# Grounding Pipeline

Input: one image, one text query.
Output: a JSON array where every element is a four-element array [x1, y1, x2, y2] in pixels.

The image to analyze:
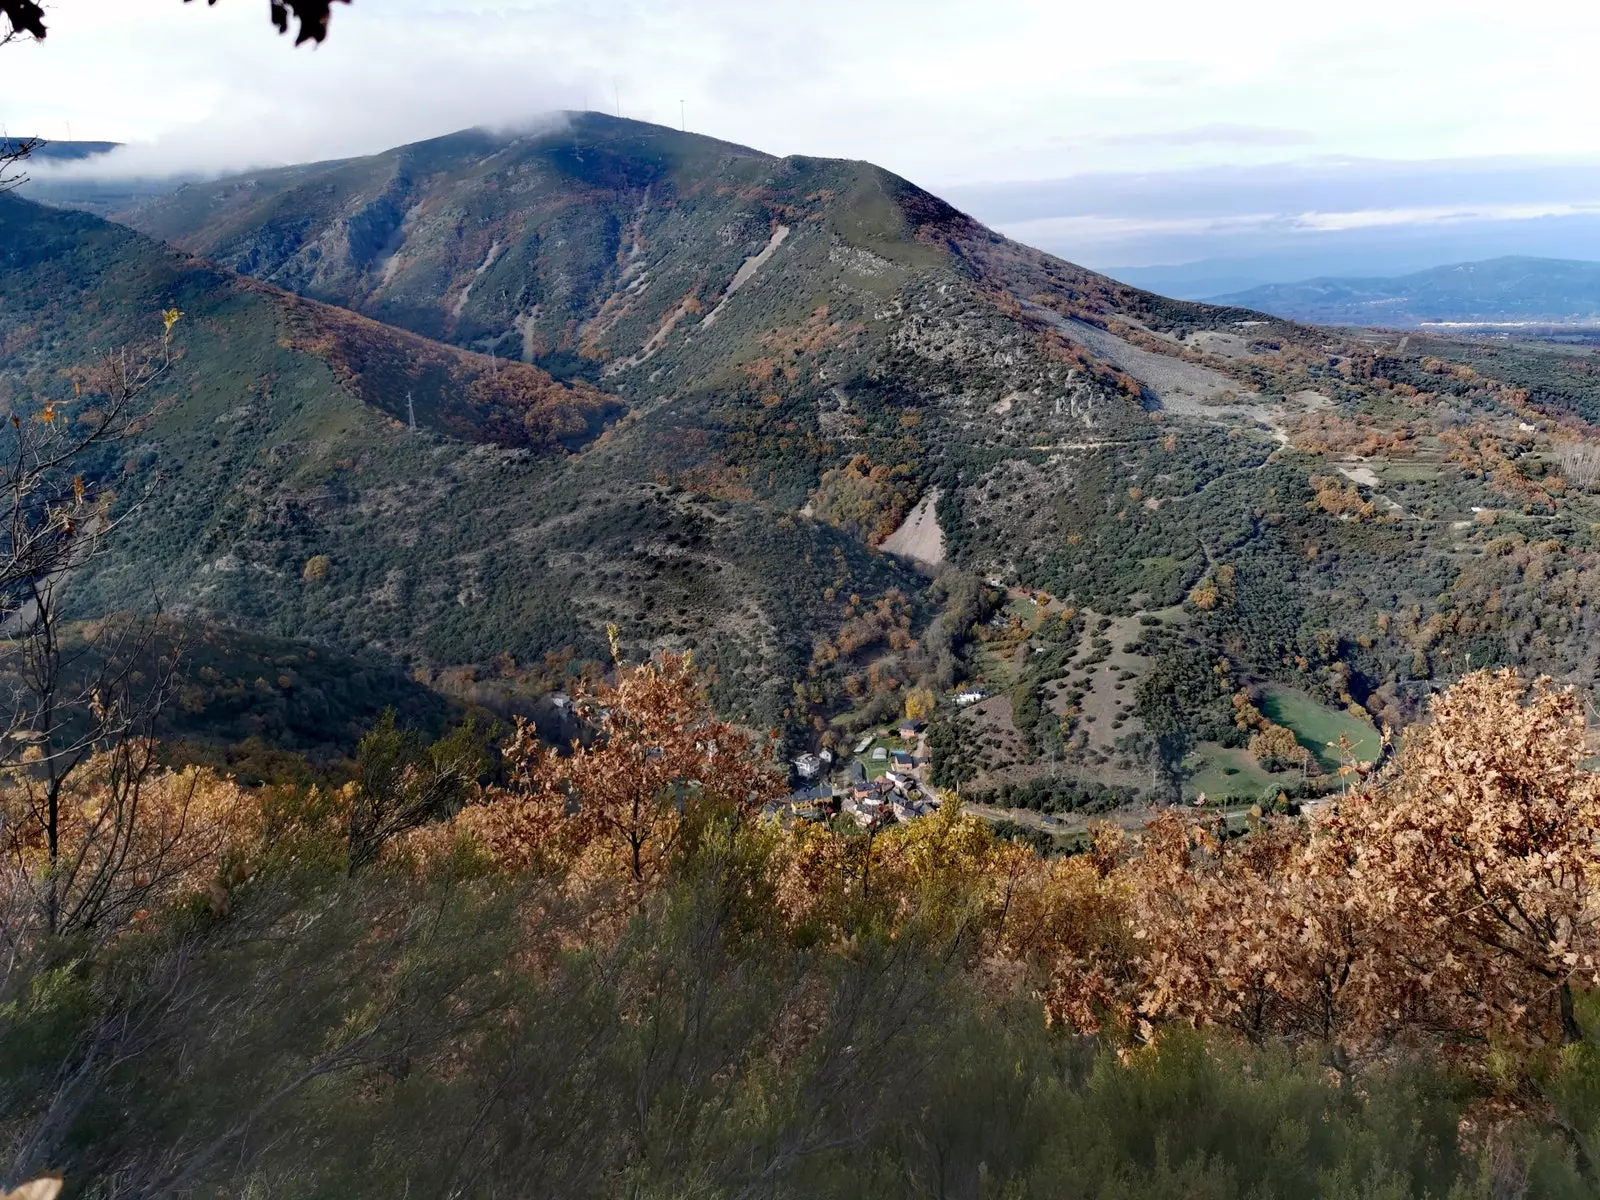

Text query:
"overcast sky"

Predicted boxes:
[[6, 0, 1600, 282], [6, 0, 1600, 182]]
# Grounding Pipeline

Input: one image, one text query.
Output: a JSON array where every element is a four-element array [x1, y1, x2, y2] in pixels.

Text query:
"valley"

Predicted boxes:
[[9, 112, 1600, 817], [12, 4, 1600, 1194]]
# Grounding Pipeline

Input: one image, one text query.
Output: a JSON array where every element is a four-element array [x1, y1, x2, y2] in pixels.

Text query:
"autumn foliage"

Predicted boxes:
[[1, 744, 255, 943], [808, 454, 920, 545], [459, 641, 785, 887], [280, 292, 622, 451], [418, 656, 1600, 1081], [1055, 669, 1600, 1066], [9, 647, 1600, 1193]]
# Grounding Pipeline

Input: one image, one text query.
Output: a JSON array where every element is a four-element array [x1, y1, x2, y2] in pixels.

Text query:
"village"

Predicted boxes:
[[772, 717, 946, 828]]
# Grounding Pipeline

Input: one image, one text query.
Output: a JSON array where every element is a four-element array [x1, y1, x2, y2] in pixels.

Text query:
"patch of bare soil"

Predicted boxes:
[[1188, 329, 1270, 360], [702, 224, 790, 327], [878, 488, 945, 567], [451, 239, 504, 318], [1051, 314, 1244, 409], [1027, 305, 1323, 444], [957, 693, 1036, 792]]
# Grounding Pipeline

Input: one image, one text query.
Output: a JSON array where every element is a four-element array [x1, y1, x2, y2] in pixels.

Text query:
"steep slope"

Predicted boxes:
[[0, 192, 914, 733], [121, 116, 782, 369], [0, 193, 620, 451], [1213, 256, 1600, 327], [32, 119, 1600, 795]]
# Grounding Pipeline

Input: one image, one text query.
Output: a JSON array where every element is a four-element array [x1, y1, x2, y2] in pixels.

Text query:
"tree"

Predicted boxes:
[[903, 686, 935, 722], [1335, 669, 1600, 1049], [1, 749, 255, 952], [0, 316, 186, 938], [344, 710, 488, 875], [1247, 723, 1309, 775], [1044, 669, 1600, 1070], [0, 136, 41, 194], [463, 634, 785, 886]]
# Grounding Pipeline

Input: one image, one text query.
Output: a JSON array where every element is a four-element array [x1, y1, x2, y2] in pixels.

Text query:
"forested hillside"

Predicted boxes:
[[22, 116, 1600, 802], [8, 101, 1600, 1200], [0, 188, 921, 739]]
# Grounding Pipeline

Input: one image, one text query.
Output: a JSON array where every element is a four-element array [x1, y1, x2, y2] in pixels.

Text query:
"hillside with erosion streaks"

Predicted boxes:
[[20, 114, 1600, 797]]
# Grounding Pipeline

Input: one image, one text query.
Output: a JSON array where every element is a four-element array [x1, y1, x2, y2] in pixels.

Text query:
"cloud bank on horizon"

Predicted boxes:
[[5, 0, 1600, 182], [5, 0, 1600, 291]]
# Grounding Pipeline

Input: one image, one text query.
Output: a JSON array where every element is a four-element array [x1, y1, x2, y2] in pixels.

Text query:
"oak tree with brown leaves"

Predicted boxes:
[[464, 636, 785, 887]]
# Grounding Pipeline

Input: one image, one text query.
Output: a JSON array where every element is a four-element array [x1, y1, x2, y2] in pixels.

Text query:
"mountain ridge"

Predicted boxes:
[[1211, 254, 1600, 327], [18, 115, 1600, 795]]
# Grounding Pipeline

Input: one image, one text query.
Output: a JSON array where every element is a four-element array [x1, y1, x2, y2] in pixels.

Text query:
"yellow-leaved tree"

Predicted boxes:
[[0, 741, 254, 946]]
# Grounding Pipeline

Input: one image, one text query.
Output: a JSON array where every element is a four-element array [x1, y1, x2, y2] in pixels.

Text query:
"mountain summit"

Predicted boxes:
[[15, 114, 1600, 790]]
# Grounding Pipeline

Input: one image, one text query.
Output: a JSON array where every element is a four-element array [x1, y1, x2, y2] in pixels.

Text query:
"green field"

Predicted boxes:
[[1181, 743, 1278, 801], [1377, 460, 1444, 483], [1261, 686, 1382, 769], [1006, 596, 1041, 627]]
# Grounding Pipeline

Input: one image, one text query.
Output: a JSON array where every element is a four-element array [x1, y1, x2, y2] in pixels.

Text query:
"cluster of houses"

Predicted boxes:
[[771, 719, 937, 828]]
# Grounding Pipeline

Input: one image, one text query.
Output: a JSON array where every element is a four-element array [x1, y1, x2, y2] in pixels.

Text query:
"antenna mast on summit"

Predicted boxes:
[[613, 78, 620, 118], [680, 100, 685, 131]]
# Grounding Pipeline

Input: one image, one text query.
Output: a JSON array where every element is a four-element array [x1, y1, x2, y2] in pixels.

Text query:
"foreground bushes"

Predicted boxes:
[[6, 844, 1595, 1198], [4, 661, 1600, 1195]]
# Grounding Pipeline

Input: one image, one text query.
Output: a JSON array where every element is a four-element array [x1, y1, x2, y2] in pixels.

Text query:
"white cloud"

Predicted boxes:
[[3, 0, 1600, 185], [1293, 201, 1600, 232], [1088, 125, 1314, 149], [999, 201, 1600, 250]]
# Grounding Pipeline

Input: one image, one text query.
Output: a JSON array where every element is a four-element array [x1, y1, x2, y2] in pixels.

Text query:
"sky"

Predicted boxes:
[[6, 0, 1600, 287]]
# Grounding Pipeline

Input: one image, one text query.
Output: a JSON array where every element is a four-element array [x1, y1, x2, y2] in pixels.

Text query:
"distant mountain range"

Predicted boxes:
[[1209, 256, 1600, 328], [9, 138, 196, 217], [1, 137, 121, 161]]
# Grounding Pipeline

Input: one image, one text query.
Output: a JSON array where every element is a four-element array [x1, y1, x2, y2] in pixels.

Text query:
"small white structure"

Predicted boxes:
[[793, 753, 824, 780], [871, 747, 888, 762], [955, 691, 986, 706]]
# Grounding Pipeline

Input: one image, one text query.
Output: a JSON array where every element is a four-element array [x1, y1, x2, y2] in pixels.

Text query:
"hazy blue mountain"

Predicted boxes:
[[1209, 256, 1600, 327], [9, 138, 198, 217], [2, 138, 122, 161], [944, 158, 1600, 296]]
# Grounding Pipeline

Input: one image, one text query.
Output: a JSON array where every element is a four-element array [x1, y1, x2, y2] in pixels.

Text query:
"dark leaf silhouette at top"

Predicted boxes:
[[0, 0, 46, 42], [191, 0, 351, 44], [1, 0, 352, 44]]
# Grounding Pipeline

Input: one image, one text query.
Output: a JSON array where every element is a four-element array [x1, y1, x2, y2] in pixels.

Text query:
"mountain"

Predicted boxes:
[[17, 113, 1600, 796], [12, 138, 203, 218], [114, 114, 1253, 385], [1210, 256, 1600, 327], [3, 137, 122, 161], [0, 183, 917, 736]]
